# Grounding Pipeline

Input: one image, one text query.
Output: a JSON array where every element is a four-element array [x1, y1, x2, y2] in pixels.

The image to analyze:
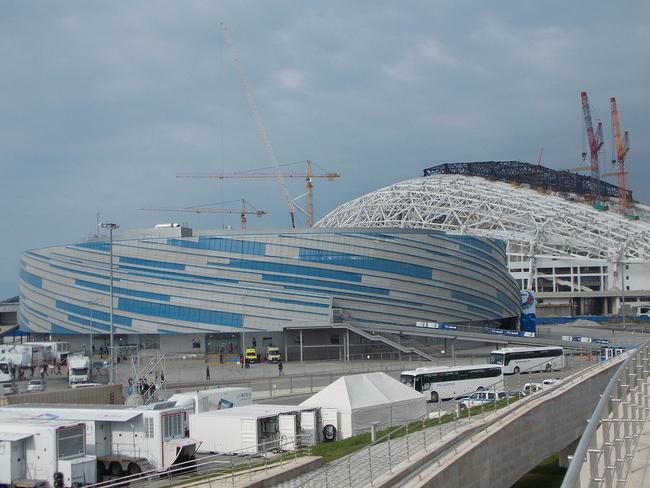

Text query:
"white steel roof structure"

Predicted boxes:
[[317, 174, 650, 262]]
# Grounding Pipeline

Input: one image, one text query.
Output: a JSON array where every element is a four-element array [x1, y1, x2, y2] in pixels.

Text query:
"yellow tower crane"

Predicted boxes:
[[141, 199, 266, 229], [177, 160, 340, 227]]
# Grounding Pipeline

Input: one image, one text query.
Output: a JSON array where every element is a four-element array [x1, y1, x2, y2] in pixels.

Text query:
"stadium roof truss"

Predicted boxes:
[[317, 174, 650, 262]]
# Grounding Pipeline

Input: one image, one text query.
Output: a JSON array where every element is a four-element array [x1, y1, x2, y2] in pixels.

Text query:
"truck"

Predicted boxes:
[[245, 347, 257, 364], [1, 402, 200, 480], [0, 418, 96, 487], [168, 387, 253, 435], [0, 344, 46, 368], [68, 355, 91, 384], [266, 346, 281, 363]]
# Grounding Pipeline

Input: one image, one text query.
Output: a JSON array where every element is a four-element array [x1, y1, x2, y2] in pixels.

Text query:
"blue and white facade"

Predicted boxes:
[[18, 228, 519, 350]]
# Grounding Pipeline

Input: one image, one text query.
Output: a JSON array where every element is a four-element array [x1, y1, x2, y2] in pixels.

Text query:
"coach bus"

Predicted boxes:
[[488, 346, 565, 374], [400, 364, 504, 403]]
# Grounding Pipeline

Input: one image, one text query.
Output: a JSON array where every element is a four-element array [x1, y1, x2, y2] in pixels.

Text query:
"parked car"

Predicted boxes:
[[458, 390, 506, 409], [27, 379, 46, 392], [542, 378, 560, 386], [1, 382, 18, 395], [523, 382, 544, 395]]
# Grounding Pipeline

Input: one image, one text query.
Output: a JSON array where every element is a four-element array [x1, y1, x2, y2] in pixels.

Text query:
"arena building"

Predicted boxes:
[[18, 227, 519, 355], [317, 161, 650, 317]]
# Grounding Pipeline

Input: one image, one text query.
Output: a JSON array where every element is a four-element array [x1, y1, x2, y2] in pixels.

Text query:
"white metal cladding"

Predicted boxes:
[[18, 228, 519, 335]]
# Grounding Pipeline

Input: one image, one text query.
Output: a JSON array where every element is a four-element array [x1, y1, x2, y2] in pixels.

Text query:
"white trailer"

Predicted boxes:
[[23, 342, 71, 363], [0, 419, 96, 488], [189, 404, 324, 454], [168, 387, 253, 434], [0, 344, 36, 367], [0, 402, 200, 479]]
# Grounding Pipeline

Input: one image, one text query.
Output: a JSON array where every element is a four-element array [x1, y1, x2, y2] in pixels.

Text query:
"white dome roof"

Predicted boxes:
[[317, 174, 650, 261]]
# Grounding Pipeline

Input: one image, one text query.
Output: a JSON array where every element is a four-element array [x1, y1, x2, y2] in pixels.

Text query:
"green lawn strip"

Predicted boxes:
[[511, 454, 567, 488]]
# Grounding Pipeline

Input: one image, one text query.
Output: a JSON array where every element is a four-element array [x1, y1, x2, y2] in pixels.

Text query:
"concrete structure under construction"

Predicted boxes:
[[317, 161, 650, 317], [18, 227, 519, 355]]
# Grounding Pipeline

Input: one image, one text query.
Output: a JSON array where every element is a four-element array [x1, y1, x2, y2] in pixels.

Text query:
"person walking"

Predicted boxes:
[[30, 365, 35, 378], [56, 363, 62, 375], [205, 365, 211, 381], [278, 361, 284, 376]]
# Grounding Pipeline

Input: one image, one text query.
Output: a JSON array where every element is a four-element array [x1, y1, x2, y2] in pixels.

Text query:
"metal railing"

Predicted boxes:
[[289, 353, 631, 488], [561, 340, 650, 488], [84, 433, 314, 488]]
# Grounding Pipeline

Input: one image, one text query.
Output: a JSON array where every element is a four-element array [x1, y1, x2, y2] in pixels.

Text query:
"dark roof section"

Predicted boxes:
[[423, 161, 632, 201]]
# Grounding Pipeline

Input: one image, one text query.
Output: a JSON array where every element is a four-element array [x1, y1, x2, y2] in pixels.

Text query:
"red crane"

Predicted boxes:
[[609, 96, 634, 217], [580, 91, 604, 207]]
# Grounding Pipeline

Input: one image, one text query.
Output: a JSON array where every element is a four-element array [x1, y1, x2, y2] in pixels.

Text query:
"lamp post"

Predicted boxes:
[[99, 222, 119, 384], [87, 297, 104, 381]]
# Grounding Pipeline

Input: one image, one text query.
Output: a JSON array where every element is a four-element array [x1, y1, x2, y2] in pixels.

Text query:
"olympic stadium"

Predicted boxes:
[[18, 227, 520, 355], [317, 161, 650, 318]]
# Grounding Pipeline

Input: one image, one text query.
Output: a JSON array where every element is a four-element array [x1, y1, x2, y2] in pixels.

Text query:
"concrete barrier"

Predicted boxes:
[[0, 384, 123, 406]]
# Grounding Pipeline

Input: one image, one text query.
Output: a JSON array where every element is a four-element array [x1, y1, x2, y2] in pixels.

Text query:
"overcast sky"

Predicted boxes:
[[1, 0, 648, 298]]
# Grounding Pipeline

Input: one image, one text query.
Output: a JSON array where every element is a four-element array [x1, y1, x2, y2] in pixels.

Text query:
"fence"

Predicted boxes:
[[561, 339, 650, 488], [0, 383, 123, 406]]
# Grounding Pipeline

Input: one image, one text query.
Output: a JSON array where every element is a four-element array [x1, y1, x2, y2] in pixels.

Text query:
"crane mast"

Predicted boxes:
[[219, 21, 296, 228], [580, 91, 604, 208], [610, 96, 634, 217]]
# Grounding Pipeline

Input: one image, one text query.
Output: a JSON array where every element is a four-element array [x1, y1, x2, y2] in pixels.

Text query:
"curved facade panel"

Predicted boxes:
[[18, 228, 519, 335]]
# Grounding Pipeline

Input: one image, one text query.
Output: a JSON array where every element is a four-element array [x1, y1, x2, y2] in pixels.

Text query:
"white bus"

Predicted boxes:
[[400, 364, 504, 403], [488, 346, 565, 374]]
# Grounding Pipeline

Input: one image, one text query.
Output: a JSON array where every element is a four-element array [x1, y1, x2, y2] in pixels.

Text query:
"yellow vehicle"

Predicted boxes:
[[245, 347, 257, 364]]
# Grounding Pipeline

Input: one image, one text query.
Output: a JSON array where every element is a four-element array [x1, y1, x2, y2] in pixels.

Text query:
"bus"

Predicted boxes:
[[488, 346, 565, 374], [400, 364, 504, 403]]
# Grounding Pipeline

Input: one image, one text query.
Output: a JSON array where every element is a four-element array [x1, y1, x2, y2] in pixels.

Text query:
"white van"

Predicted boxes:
[[636, 306, 650, 318]]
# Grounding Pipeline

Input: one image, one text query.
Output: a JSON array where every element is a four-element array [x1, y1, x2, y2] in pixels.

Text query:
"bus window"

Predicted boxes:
[[400, 375, 414, 388], [415, 377, 423, 392], [488, 353, 503, 365]]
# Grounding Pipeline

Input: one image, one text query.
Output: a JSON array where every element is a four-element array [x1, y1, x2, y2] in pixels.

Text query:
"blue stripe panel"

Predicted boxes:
[[75, 279, 171, 302], [454, 236, 496, 255], [20, 269, 43, 288], [117, 297, 243, 327], [222, 258, 362, 282], [119, 256, 185, 270], [261, 273, 390, 295], [269, 298, 331, 308], [298, 248, 431, 279], [119, 265, 238, 284], [74, 241, 110, 251], [67, 315, 111, 331], [55, 300, 132, 326], [51, 323, 77, 334], [451, 290, 502, 315], [167, 237, 266, 256]]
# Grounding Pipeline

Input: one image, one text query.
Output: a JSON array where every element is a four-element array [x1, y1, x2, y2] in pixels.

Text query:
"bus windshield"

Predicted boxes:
[[488, 353, 504, 365], [399, 374, 414, 387]]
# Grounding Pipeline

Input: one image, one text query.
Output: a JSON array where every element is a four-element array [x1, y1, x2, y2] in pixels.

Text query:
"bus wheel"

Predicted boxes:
[[545, 363, 552, 372], [431, 391, 439, 403], [109, 462, 123, 477], [513, 366, 520, 374]]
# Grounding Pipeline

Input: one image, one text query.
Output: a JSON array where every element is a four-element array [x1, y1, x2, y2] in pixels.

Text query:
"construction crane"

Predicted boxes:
[[578, 91, 606, 209], [177, 160, 341, 227], [219, 21, 296, 228], [141, 200, 266, 229], [607, 96, 636, 218]]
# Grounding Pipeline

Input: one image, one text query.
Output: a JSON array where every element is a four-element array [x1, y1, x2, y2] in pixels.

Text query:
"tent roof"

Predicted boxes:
[[299, 372, 424, 412]]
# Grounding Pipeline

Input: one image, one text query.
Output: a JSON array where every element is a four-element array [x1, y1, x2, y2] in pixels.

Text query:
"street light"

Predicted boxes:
[[99, 221, 119, 384]]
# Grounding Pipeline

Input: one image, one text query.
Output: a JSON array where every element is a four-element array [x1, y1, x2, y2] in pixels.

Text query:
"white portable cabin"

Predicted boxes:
[[300, 372, 427, 440], [0, 402, 199, 473], [0, 419, 96, 487], [189, 404, 319, 454], [168, 387, 253, 434]]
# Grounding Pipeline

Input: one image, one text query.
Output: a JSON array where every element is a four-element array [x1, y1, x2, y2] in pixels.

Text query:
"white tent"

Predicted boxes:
[[299, 372, 426, 439]]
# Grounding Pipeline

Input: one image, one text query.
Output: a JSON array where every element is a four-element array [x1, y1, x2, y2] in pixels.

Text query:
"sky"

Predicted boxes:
[[1, 0, 649, 298]]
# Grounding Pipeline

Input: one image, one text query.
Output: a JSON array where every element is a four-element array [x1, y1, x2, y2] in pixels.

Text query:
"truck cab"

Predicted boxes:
[[68, 355, 90, 384], [245, 348, 257, 364], [267, 346, 281, 363]]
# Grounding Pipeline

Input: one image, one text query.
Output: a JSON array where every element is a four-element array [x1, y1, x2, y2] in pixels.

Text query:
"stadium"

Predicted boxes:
[[317, 161, 650, 318], [18, 227, 520, 355]]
